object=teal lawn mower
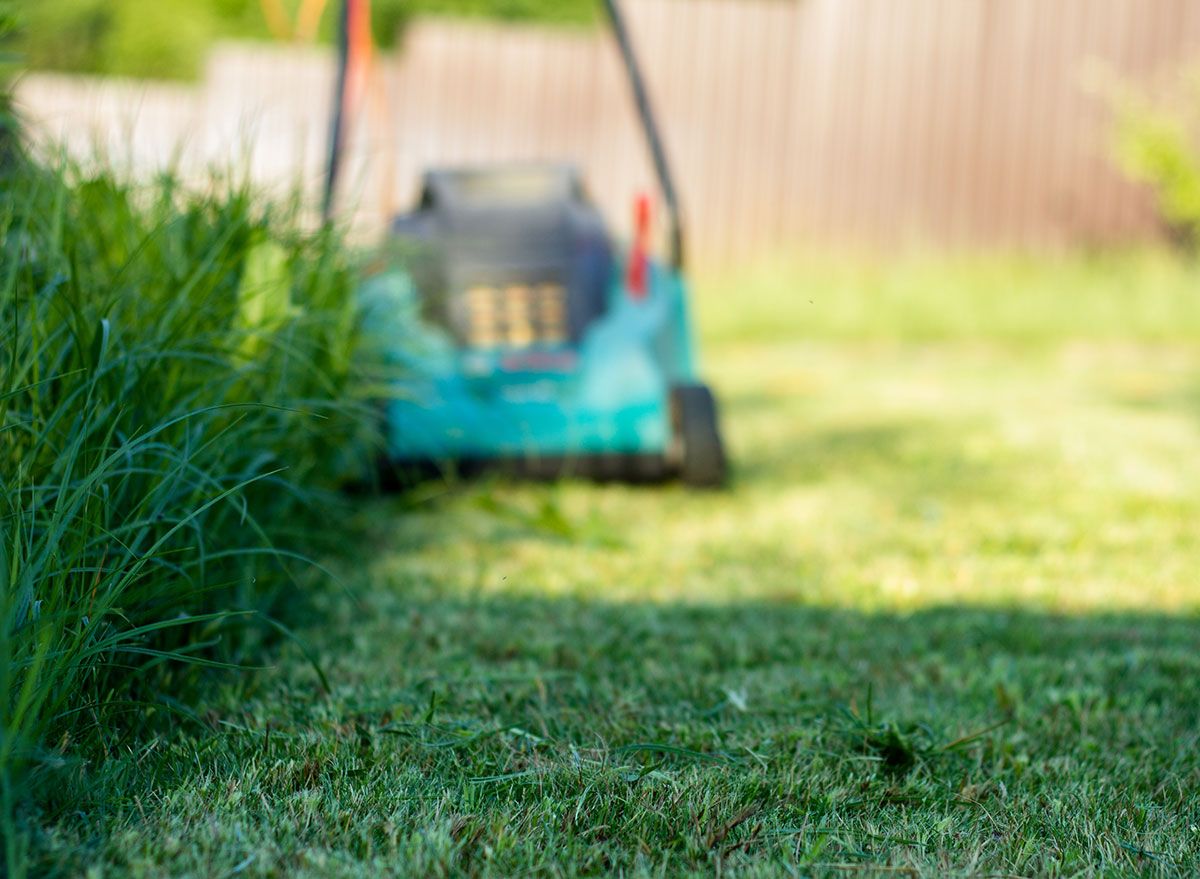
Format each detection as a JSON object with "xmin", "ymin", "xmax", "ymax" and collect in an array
[{"xmin": 327, "ymin": 0, "xmax": 727, "ymax": 486}]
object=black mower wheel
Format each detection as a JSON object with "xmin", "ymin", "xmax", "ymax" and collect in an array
[{"xmin": 670, "ymin": 383, "xmax": 728, "ymax": 488}]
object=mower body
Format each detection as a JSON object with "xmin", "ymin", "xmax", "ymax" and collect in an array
[{"xmin": 366, "ymin": 165, "xmax": 724, "ymax": 484}]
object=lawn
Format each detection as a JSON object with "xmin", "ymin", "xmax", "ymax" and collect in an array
[{"xmin": 31, "ymin": 254, "xmax": 1200, "ymax": 877}]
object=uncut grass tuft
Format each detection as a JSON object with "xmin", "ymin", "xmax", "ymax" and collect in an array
[{"xmin": 0, "ymin": 153, "xmax": 371, "ymax": 868}]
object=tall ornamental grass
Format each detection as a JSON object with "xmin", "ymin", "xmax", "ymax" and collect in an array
[{"xmin": 0, "ymin": 156, "xmax": 369, "ymax": 856}]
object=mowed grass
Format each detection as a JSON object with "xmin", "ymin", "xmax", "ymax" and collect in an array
[{"xmin": 33, "ymin": 254, "xmax": 1200, "ymax": 877}]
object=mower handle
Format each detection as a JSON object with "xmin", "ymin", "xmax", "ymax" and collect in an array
[
  {"xmin": 324, "ymin": 0, "xmax": 353, "ymax": 223},
  {"xmin": 325, "ymin": 0, "xmax": 687, "ymax": 270},
  {"xmin": 601, "ymin": 0, "xmax": 685, "ymax": 271}
]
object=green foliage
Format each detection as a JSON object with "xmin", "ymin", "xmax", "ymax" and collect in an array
[
  {"xmin": 16, "ymin": 0, "xmax": 596, "ymax": 80},
  {"xmin": 0, "ymin": 156, "xmax": 370, "ymax": 868},
  {"xmin": 20, "ymin": 0, "xmax": 230, "ymax": 80},
  {"xmin": 1116, "ymin": 74, "xmax": 1200, "ymax": 248},
  {"xmin": 402, "ymin": 0, "xmax": 595, "ymax": 27},
  {"xmin": 374, "ymin": 0, "xmax": 596, "ymax": 45},
  {"xmin": 24, "ymin": 252, "xmax": 1200, "ymax": 876}
]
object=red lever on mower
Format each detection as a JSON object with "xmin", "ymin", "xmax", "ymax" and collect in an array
[{"xmin": 627, "ymin": 192, "xmax": 651, "ymax": 299}]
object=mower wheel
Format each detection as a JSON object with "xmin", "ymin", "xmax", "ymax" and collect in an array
[{"xmin": 671, "ymin": 384, "xmax": 728, "ymax": 487}]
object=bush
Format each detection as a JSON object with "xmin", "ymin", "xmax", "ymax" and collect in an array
[
  {"xmin": 0, "ymin": 156, "xmax": 370, "ymax": 862},
  {"xmin": 1115, "ymin": 69, "xmax": 1200, "ymax": 249}
]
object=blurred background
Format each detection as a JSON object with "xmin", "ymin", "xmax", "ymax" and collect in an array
[{"xmin": 14, "ymin": 0, "xmax": 1200, "ymax": 267}]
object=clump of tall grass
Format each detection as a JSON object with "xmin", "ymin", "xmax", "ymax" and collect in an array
[{"xmin": 0, "ymin": 154, "xmax": 369, "ymax": 860}]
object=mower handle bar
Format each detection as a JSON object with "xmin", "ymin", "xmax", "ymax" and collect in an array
[
  {"xmin": 326, "ymin": 0, "xmax": 686, "ymax": 270},
  {"xmin": 601, "ymin": 0, "xmax": 685, "ymax": 271}
]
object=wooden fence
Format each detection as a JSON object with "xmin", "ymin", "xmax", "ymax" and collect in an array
[{"xmin": 17, "ymin": 0, "xmax": 1200, "ymax": 266}]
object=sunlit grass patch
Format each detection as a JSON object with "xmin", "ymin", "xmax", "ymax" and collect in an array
[{"xmin": 697, "ymin": 250, "xmax": 1200, "ymax": 345}]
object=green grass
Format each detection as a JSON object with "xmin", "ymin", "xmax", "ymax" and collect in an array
[
  {"xmin": 26, "ymin": 253, "xmax": 1200, "ymax": 876},
  {"xmin": 0, "ymin": 156, "xmax": 371, "ymax": 872}
]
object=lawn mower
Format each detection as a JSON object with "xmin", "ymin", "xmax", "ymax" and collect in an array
[{"xmin": 328, "ymin": 0, "xmax": 727, "ymax": 486}]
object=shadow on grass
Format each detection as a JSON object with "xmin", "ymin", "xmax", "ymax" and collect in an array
[{"xmin": 34, "ymin": 588, "xmax": 1200, "ymax": 877}]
